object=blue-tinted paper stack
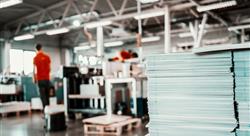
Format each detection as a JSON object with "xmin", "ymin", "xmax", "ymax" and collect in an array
[
  {"xmin": 234, "ymin": 51, "xmax": 250, "ymax": 135},
  {"xmin": 146, "ymin": 52, "xmax": 237, "ymax": 136}
]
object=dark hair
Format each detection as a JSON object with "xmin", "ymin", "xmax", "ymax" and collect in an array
[
  {"xmin": 132, "ymin": 52, "xmax": 138, "ymax": 58},
  {"xmin": 36, "ymin": 44, "xmax": 42, "ymax": 51}
]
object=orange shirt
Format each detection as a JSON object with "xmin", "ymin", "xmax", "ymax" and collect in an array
[{"xmin": 33, "ymin": 51, "xmax": 51, "ymax": 81}]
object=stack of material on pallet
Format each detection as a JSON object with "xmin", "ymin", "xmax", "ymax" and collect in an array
[
  {"xmin": 44, "ymin": 104, "xmax": 65, "ymax": 114},
  {"xmin": 146, "ymin": 52, "xmax": 237, "ymax": 136},
  {"xmin": 234, "ymin": 51, "xmax": 250, "ymax": 135},
  {"xmin": 0, "ymin": 102, "xmax": 31, "ymax": 114},
  {"xmin": 31, "ymin": 97, "xmax": 43, "ymax": 110},
  {"xmin": 0, "ymin": 84, "xmax": 16, "ymax": 95}
]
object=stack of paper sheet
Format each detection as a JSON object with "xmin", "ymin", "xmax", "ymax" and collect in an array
[
  {"xmin": 146, "ymin": 52, "xmax": 237, "ymax": 136},
  {"xmin": 234, "ymin": 51, "xmax": 250, "ymax": 135}
]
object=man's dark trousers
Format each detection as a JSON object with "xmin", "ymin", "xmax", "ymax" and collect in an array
[{"xmin": 38, "ymin": 80, "xmax": 51, "ymax": 108}]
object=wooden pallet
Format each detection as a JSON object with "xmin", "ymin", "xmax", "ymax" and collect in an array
[
  {"xmin": 83, "ymin": 115, "xmax": 141, "ymax": 135},
  {"xmin": 0, "ymin": 110, "xmax": 32, "ymax": 117}
]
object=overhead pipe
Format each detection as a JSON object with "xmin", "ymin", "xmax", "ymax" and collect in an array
[{"xmin": 21, "ymin": 11, "xmax": 99, "ymax": 32}]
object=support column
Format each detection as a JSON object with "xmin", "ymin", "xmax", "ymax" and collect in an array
[
  {"xmin": 195, "ymin": 14, "xmax": 208, "ymax": 48},
  {"xmin": 96, "ymin": 26, "xmax": 104, "ymax": 57},
  {"xmin": 164, "ymin": 6, "xmax": 171, "ymax": 53},
  {"xmin": 3, "ymin": 41, "xmax": 11, "ymax": 74},
  {"xmin": 241, "ymin": 29, "xmax": 245, "ymax": 43},
  {"xmin": 105, "ymin": 81, "xmax": 112, "ymax": 118},
  {"xmin": 137, "ymin": 0, "xmax": 143, "ymax": 61},
  {"xmin": 63, "ymin": 77, "xmax": 68, "ymax": 118},
  {"xmin": 64, "ymin": 49, "xmax": 71, "ymax": 66},
  {"xmin": 0, "ymin": 42, "xmax": 3, "ymax": 72},
  {"xmin": 137, "ymin": 0, "xmax": 142, "ymax": 35}
]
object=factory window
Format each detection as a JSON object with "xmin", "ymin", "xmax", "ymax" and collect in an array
[{"xmin": 9, "ymin": 49, "xmax": 36, "ymax": 75}]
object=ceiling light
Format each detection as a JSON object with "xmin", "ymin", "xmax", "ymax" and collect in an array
[
  {"xmin": 84, "ymin": 20, "xmax": 112, "ymax": 29},
  {"xmin": 74, "ymin": 46, "xmax": 92, "ymax": 52},
  {"xmin": 203, "ymin": 37, "xmax": 229, "ymax": 45},
  {"xmin": 104, "ymin": 41, "xmax": 124, "ymax": 47},
  {"xmin": 177, "ymin": 42, "xmax": 194, "ymax": 47},
  {"xmin": 46, "ymin": 28, "xmax": 70, "ymax": 35},
  {"xmin": 197, "ymin": 0, "xmax": 237, "ymax": 12},
  {"xmin": 141, "ymin": 36, "xmax": 161, "ymax": 43},
  {"xmin": 179, "ymin": 30, "xmax": 207, "ymax": 38},
  {"xmin": 72, "ymin": 20, "xmax": 81, "ymax": 27},
  {"xmin": 134, "ymin": 11, "xmax": 165, "ymax": 20},
  {"xmin": 0, "ymin": 0, "xmax": 23, "ymax": 9},
  {"xmin": 14, "ymin": 34, "xmax": 34, "ymax": 41},
  {"xmin": 138, "ymin": 0, "xmax": 159, "ymax": 4},
  {"xmin": 178, "ymin": 32, "xmax": 193, "ymax": 38}
]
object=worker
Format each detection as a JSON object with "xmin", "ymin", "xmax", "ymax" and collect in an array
[
  {"xmin": 33, "ymin": 43, "xmax": 51, "ymax": 110},
  {"xmin": 109, "ymin": 49, "xmax": 132, "ymax": 62},
  {"xmin": 120, "ymin": 49, "xmax": 131, "ymax": 61}
]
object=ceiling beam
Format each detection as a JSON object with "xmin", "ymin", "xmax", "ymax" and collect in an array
[
  {"xmin": 72, "ymin": 2, "xmax": 90, "ymax": 22},
  {"xmin": 46, "ymin": 12, "xmax": 58, "ymax": 28},
  {"xmin": 58, "ymin": 0, "xmax": 73, "ymax": 27},
  {"xmin": 90, "ymin": 0, "xmax": 98, "ymax": 12},
  {"xmin": 22, "ymin": 3, "xmax": 43, "ymax": 10},
  {"xmin": 106, "ymin": 0, "xmax": 119, "ymax": 16},
  {"xmin": 189, "ymin": 0, "xmax": 229, "ymax": 27},
  {"xmin": 119, "ymin": 0, "xmax": 128, "ymax": 15},
  {"xmin": 170, "ymin": 0, "xmax": 218, "ymax": 11},
  {"xmin": 34, "ymin": 12, "xmax": 46, "ymax": 32}
]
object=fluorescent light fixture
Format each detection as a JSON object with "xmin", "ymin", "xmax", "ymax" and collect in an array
[
  {"xmin": 14, "ymin": 34, "xmax": 34, "ymax": 41},
  {"xmin": 74, "ymin": 46, "xmax": 92, "ymax": 52},
  {"xmin": 141, "ymin": 36, "xmax": 161, "ymax": 43},
  {"xmin": 134, "ymin": 11, "xmax": 165, "ymax": 20},
  {"xmin": 84, "ymin": 20, "xmax": 112, "ymax": 29},
  {"xmin": 179, "ymin": 30, "xmax": 207, "ymax": 38},
  {"xmin": 197, "ymin": 0, "xmax": 237, "ymax": 12},
  {"xmin": 228, "ymin": 24, "xmax": 250, "ymax": 31},
  {"xmin": 104, "ymin": 41, "xmax": 124, "ymax": 47},
  {"xmin": 138, "ymin": 0, "xmax": 159, "ymax": 4},
  {"xmin": 179, "ymin": 32, "xmax": 193, "ymax": 38},
  {"xmin": 0, "ymin": 0, "xmax": 23, "ymax": 9},
  {"xmin": 203, "ymin": 37, "xmax": 229, "ymax": 45},
  {"xmin": 177, "ymin": 42, "xmax": 194, "ymax": 47},
  {"xmin": 72, "ymin": 20, "xmax": 81, "ymax": 27},
  {"xmin": 46, "ymin": 28, "xmax": 70, "ymax": 35}
]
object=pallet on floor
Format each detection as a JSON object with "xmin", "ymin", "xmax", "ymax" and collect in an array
[
  {"xmin": 83, "ymin": 115, "xmax": 141, "ymax": 135},
  {"xmin": 0, "ymin": 110, "xmax": 32, "ymax": 117},
  {"xmin": 32, "ymin": 109, "xmax": 43, "ymax": 112}
]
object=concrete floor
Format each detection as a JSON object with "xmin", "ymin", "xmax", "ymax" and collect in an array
[{"xmin": 0, "ymin": 113, "xmax": 148, "ymax": 136}]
